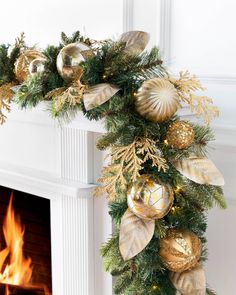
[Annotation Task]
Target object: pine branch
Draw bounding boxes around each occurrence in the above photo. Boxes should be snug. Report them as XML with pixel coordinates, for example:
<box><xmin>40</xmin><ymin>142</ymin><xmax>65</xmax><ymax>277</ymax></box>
<box><xmin>109</xmin><ymin>200</ymin><xmax>128</xmax><ymax>225</ymax></box>
<box><xmin>13</xmin><ymin>73</ymin><xmax>45</xmax><ymax>108</ymax></box>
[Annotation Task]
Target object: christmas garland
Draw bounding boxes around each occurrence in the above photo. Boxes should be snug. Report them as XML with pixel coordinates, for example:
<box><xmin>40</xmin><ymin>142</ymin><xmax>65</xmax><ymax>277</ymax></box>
<box><xmin>0</xmin><ymin>31</ymin><xmax>225</xmax><ymax>295</ymax></box>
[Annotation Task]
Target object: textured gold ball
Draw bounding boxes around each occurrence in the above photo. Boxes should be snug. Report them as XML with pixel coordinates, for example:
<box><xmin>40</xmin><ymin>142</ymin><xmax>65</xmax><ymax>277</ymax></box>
<box><xmin>135</xmin><ymin>78</ymin><xmax>180</xmax><ymax>123</ymax></box>
<box><xmin>29</xmin><ymin>58</ymin><xmax>46</xmax><ymax>75</ymax></box>
<box><xmin>56</xmin><ymin>42</ymin><xmax>93</xmax><ymax>81</ymax></box>
<box><xmin>159</xmin><ymin>229</ymin><xmax>202</xmax><ymax>272</ymax></box>
<box><xmin>166</xmin><ymin>121</ymin><xmax>195</xmax><ymax>149</ymax></box>
<box><xmin>15</xmin><ymin>49</ymin><xmax>44</xmax><ymax>82</ymax></box>
<box><xmin>127</xmin><ymin>175</ymin><xmax>174</xmax><ymax>220</ymax></box>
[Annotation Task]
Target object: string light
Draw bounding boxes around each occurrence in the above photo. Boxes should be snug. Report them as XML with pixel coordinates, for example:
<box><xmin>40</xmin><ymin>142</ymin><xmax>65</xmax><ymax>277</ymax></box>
<box><xmin>151</xmin><ymin>283</ymin><xmax>160</xmax><ymax>292</ymax></box>
<box><xmin>164</xmin><ymin>139</ymin><xmax>168</xmax><ymax>145</ymax></box>
<box><xmin>133</xmin><ymin>92</ymin><xmax>137</xmax><ymax>96</ymax></box>
<box><xmin>174</xmin><ymin>185</ymin><xmax>181</xmax><ymax>192</ymax></box>
<box><xmin>103</xmin><ymin>74</ymin><xmax>107</xmax><ymax>79</ymax></box>
<box><xmin>171</xmin><ymin>206</ymin><xmax>177</xmax><ymax>214</ymax></box>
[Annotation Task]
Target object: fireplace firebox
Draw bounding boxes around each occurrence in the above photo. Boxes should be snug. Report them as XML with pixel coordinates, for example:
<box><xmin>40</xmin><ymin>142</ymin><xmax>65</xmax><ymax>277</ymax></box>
<box><xmin>0</xmin><ymin>186</ymin><xmax>52</xmax><ymax>295</ymax></box>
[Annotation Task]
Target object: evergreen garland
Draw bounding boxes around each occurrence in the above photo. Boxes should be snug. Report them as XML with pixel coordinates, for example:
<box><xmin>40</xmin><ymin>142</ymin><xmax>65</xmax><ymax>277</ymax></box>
<box><xmin>0</xmin><ymin>30</ymin><xmax>226</xmax><ymax>294</ymax></box>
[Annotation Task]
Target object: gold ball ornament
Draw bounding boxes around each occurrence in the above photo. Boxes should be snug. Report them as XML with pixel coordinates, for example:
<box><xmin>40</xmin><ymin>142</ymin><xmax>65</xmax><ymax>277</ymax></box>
<box><xmin>159</xmin><ymin>229</ymin><xmax>202</xmax><ymax>272</ymax></box>
<box><xmin>166</xmin><ymin>121</ymin><xmax>195</xmax><ymax>150</ymax></box>
<box><xmin>56</xmin><ymin>42</ymin><xmax>93</xmax><ymax>81</ymax></box>
<box><xmin>15</xmin><ymin>49</ymin><xmax>44</xmax><ymax>82</ymax></box>
<box><xmin>127</xmin><ymin>175</ymin><xmax>174</xmax><ymax>220</ymax></box>
<box><xmin>135</xmin><ymin>78</ymin><xmax>180</xmax><ymax>123</ymax></box>
<box><xmin>29</xmin><ymin>58</ymin><xmax>46</xmax><ymax>75</ymax></box>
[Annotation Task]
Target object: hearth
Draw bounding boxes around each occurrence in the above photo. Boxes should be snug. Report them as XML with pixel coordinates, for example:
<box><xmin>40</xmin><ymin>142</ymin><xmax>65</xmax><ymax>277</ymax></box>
<box><xmin>0</xmin><ymin>186</ymin><xmax>51</xmax><ymax>295</ymax></box>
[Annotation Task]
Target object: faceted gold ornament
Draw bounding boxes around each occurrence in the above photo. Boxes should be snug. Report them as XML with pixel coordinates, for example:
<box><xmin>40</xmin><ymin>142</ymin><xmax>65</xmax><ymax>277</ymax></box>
<box><xmin>56</xmin><ymin>42</ymin><xmax>93</xmax><ymax>81</ymax></box>
<box><xmin>29</xmin><ymin>58</ymin><xmax>46</xmax><ymax>75</ymax></box>
<box><xmin>15</xmin><ymin>49</ymin><xmax>44</xmax><ymax>82</ymax></box>
<box><xmin>135</xmin><ymin>78</ymin><xmax>180</xmax><ymax>123</ymax></box>
<box><xmin>166</xmin><ymin>121</ymin><xmax>195</xmax><ymax>150</ymax></box>
<box><xmin>127</xmin><ymin>175</ymin><xmax>174</xmax><ymax>220</ymax></box>
<box><xmin>159</xmin><ymin>229</ymin><xmax>202</xmax><ymax>272</ymax></box>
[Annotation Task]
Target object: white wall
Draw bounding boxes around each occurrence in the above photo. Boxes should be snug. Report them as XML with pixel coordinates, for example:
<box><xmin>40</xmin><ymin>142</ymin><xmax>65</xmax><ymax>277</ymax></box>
<box><xmin>0</xmin><ymin>0</ymin><xmax>124</xmax><ymax>46</ymax></box>
<box><xmin>129</xmin><ymin>0</ymin><xmax>236</xmax><ymax>294</ymax></box>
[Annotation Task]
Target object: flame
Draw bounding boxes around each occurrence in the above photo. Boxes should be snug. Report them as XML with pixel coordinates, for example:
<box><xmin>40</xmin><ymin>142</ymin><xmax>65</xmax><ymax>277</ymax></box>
<box><xmin>0</xmin><ymin>194</ymin><xmax>32</xmax><ymax>287</ymax></box>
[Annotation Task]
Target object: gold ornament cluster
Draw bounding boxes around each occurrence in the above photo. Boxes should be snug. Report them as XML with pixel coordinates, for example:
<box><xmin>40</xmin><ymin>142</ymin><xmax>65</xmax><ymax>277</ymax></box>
<box><xmin>15</xmin><ymin>49</ymin><xmax>44</xmax><ymax>82</ymax></box>
<box><xmin>134</xmin><ymin>72</ymin><xmax>219</xmax><ymax>125</ymax></box>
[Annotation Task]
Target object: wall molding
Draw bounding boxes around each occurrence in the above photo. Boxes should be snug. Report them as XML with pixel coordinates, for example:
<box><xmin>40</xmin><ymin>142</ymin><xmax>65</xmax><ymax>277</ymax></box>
<box><xmin>123</xmin><ymin>0</ymin><xmax>134</xmax><ymax>32</ymax></box>
<box><xmin>159</xmin><ymin>0</ymin><xmax>236</xmax><ymax>84</ymax></box>
<box><xmin>159</xmin><ymin>0</ymin><xmax>172</xmax><ymax>63</ymax></box>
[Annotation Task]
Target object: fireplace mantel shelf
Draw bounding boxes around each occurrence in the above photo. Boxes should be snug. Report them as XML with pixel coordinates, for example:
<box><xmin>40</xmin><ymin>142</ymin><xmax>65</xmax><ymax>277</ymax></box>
<box><xmin>0</xmin><ymin>161</ymin><xmax>95</xmax><ymax>200</ymax></box>
<box><xmin>0</xmin><ymin>102</ymin><xmax>105</xmax><ymax>200</ymax></box>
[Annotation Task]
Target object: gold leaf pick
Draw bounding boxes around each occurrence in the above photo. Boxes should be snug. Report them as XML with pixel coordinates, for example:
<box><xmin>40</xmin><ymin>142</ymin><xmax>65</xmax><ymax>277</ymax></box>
<box><xmin>119</xmin><ymin>209</ymin><xmax>155</xmax><ymax>261</ymax></box>
<box><xmin>169</xmin><ymin>71</ymin><xmax>219</xmax><ymax>124</ymax></box>
<box><xmin>94</xmin><ymin>137</ymin><xmax>167</xmax><ymax>201</ymax></box>
<box><xmin>119</xmin><ymin>31</ymin><xmax>150</xmax><ymax>55</ymax></box>
<box><xmin>83</xmin><ymin>83</ymin><xmax>120</xmax><ymax>110</ymax></box>
<box><xmin>173</xmin><ymin>156</ymin><xmax>225</xmax><ymax>186</ymax></box>
<box><xmin>170</xmin><ymin>264</ymin><xmax>206</xmax><ymax>295</ymax></box>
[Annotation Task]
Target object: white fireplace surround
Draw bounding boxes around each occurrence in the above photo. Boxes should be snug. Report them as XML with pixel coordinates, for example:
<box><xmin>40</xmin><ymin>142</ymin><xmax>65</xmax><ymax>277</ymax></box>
<box><xmin>0</xmin><ymin>97</ymin><xmax>236</xmax><ymax>295</ymax></box>
<box><xmin>0</xmin><ymin>102</ymin><xmax>113</xmax><ymax>295</ymax></box>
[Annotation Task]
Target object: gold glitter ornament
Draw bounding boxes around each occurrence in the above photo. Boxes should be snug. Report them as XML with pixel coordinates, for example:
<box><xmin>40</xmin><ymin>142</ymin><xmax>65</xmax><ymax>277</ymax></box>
<box><xmin>135</xmin><ymin>78</ymin><xmax>180</xmax><ymax>123</ymax></box>
<box><xmin>29</xmin><ymin>58</ymin><xmax>46</xmax><ymax>75</ymax></box>
<box><xmin>166</xmin><ymin>121</ymin><xmax>195</xmax><ymax>150</ymax></box>
<box><xmin>159</xmin><ymin>229</ymin><xmax>202</xmax><ymax>272</ymax></box>
<box><xmin>127</xmin><ymin>175</ymin><xmax>174</xmax><ymax>220</ymax></box>
<box><xmin>15</xmin><ymin>49</ymin><xmax>44</xmax><ymax>82</ymax></box>
<box><xmin>56</xmin><ymin>42</ymin><xmax>93</xmax><ymax>81</ymax></box>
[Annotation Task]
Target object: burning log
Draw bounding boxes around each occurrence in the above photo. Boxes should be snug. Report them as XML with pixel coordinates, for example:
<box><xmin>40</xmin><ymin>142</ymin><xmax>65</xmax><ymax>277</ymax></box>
<box><xmin>0</xmin><ymin>283</ymin><xmax>46</xmax><ymax>294</ymax></box>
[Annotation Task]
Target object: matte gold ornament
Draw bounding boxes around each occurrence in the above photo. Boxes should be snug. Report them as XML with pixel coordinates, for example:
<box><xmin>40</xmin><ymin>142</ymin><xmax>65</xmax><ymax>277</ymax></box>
<box><xmin>56</xmin><ymin>42</ymin><xmax>93</xmax><ymax>81</ymax></box>
<box><xmin>166</xmin><ymin>121</ymin><xmax>195</xmax><ymax>150</ymax></box>
<box><xmin>173</xmin><ymin>156</ymin><xmax>225</xmax><ymax>186</ymax></box>
<box><xmin>29</xmin><ymin>58</ymin><xmax>46</xmax><ymax>75</ymax></box>
<box><xmin>83</xmin><ymin>83</ymin><xmax>120</xmax><ymax>110</ymax></box>
<box><xmin>119</xmin><ymin>208</ymin><xmax>155</xmax><ymax>261</ymax></box>
<box><xmin>127</xmin><ymin>175</ymin><xmax>174</xmax><ymax>220</ymax></box>
<box><xmin>15</xmin><ymin>49</ymin><xmax>44</xmax><ymax>82</ymax></box>
<box><xmin>135</xmin><ymin>78</ymin><xmax>180</xmax><ymax>123</ymax></box>
<box><xmin>159</xmin><ymin>229</ymin><xmax>202</xmax><ymax>272</ymax></box>
<box><xmin>119</xmin><ymin>31</ymin><xmax>150</xmax><ymax>55</ymax></box>
<box><xmin>170</xmin><ymin>264</ymin><xmax>206</xmax><ymax>295</ymax></box>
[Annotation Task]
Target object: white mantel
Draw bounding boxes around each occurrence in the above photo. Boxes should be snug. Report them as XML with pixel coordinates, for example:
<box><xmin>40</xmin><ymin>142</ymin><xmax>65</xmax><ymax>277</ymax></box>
<box><xmin>0</xmin><ymin>102</ymin><xmax>111</xmax><ymax>295</ymax></box>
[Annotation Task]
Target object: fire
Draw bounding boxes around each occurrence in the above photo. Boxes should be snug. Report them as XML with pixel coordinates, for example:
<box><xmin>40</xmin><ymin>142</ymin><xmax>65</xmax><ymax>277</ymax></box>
<box><xmin>0</xmin><ymin>194</ymin><xmax>32</xmax><ymax>287</ymax></box>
